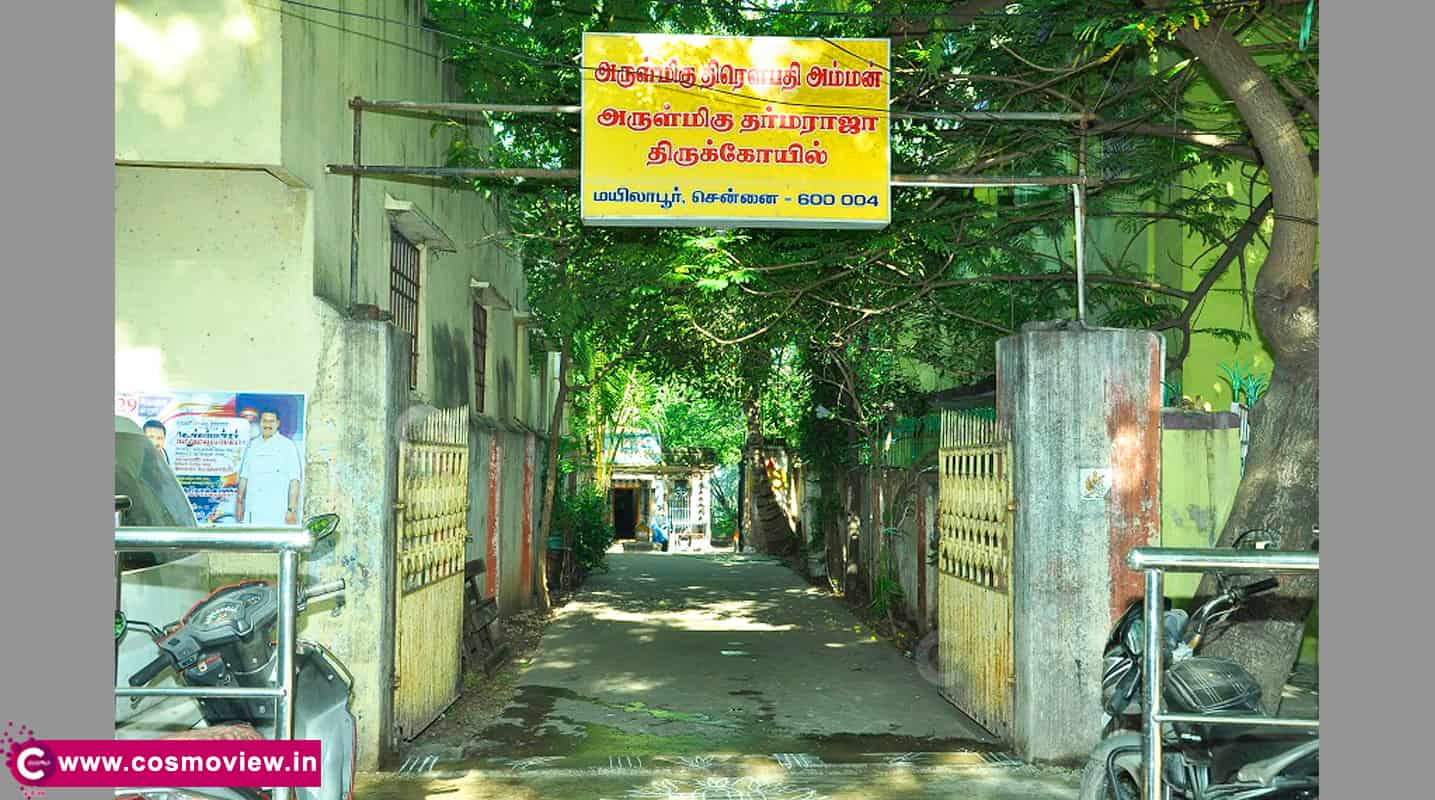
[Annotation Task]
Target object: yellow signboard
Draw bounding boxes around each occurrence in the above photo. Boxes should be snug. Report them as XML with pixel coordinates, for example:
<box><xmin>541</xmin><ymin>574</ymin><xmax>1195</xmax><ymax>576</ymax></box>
<box><xmin>581</xmin><ymin>33</ymin><xmax>890</xmax><ymax>229</ymax></box>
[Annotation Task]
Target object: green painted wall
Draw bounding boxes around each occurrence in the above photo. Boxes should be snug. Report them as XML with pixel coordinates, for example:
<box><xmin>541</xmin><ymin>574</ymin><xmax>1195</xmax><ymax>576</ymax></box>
<box><xmin>1159</xmin><ymin>420</ymin><xmax>1243</xmax><ymax>600</ymax></box>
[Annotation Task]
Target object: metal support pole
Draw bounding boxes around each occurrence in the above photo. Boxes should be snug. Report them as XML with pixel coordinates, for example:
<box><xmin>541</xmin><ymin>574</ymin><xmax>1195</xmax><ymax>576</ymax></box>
<box><xmin>891</xmin><ymin>174</ymin><xmax>1088</xmax><ymax>188</ymax></box>
<box><xmin>1128</xmin><ymin>547</ymin><xmax>1320</xmax><ymax>574</ymax></box>
<box><xmin>327</xmin><ymin>163</ymin><xmax>1088</xmax><ymax>188</ymax></box>
<box><xmin>1073</xmin><ymin>181</ymin><xmax>1087</xmax><ymax>324</ymax></box>
<box><xmin>1074</xmin><ymin>124</ymin><xmax>1089</xmax><ymax>325</ymax></box>
<box><xmin>346</xmin><ymin>97</ymin><xmax>1095</xmax><ymax>124</ymax></box>
<box><xmin>1156</xmin><ymin>712</ymin><xmax>1319</xmax><ymax>729</ymax></box>
<box><xmin>115</xmin><ymin>527</ymin><xmax>314</xmax><ymax>553</ymax></box>
<box><xmin>349</xmin><ymin>97</ymin><xmax>363</xmax><ymax>311</ymax></box>
<box><xmin>275</xmin><ymin>548</ymin><xmax>298</xmax><ymax>741</ymax></box>
<box><xmin>116</xmin><ymin>686</ymin><xmax>285</xmax><ymax>699</ymax></box>
<box><xmin>271</xmin><ymin>548</ymin><xmax>299</xmax><ymax>800</ymax></box>
<box><xmin>1143</xmin><ymin>568</ymin><xmax>1163</xmax><ymax>800</ymax></box>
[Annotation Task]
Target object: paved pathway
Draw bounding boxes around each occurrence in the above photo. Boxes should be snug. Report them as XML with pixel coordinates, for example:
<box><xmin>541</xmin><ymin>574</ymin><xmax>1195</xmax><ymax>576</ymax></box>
<box><xmin>361</xmin><ymin>553</ymin><xmax>1079</xmax><ymax>799</ymax></box>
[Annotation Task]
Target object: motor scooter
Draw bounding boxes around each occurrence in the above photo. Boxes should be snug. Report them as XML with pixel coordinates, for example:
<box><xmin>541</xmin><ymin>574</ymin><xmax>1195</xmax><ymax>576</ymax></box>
<box><xmin>115</xmin><ymin>512</ymin><xmax>356</xmax><ymax>800</ymax></box>
<box><xmin>1080</xmin><ymin>530</ymin><xmax>1318</xmax><ymax>799</ymax></box>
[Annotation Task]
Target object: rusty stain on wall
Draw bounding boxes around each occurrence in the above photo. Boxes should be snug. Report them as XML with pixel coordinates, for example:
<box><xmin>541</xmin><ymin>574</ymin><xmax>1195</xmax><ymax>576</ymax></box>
<box><xmin>1103</xmin><ymin>340</ymin><xmax>1163</xmax><ymax>624</ymax></box>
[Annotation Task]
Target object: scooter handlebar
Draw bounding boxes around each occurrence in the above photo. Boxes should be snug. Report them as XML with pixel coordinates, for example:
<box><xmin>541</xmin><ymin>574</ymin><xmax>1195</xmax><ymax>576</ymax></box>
<box><xmin>1243</xmin><ymin>577</ymin><xmax>1280</xmax><ymax>596</ymax></box>
<box><xmin>128</xmin><ymin>652</ymin><xmax>171</xmax><ymax>687</ymax></box>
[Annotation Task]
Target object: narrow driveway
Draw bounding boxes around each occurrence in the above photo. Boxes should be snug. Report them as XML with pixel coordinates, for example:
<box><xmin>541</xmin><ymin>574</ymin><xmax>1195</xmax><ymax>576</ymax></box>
<box><xmin>365</xmin><ymin>553</ymin><xmax>1079</xmax><ymax>799</ymax></box>
<box><xmin>509</xmin><ymin>551</ymin><xmax>990</xmax><ymax>747</ymax></box>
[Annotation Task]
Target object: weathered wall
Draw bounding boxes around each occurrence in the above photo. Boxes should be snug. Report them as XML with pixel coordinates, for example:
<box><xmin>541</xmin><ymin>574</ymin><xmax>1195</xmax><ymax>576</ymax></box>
<box><xmin>115</xmin><ymin>165</ymin><xmax>320</xmax><ymax>393</ymax></box>
<box><xmin>207</xmin><ymin>316</ymin><xmax>408</xmax><ymax>771</ymax></box>
<box><xmin>828</xmin><ymin>467</ymin><xmax>937</xmax><ymax>632</ymax></box>
<box><xmin>999</xmin><ymin>322</ymin><xmax>1163</xmax><ymax>764</ymax></box>
<box><xmin>275</xmin><ymin>1</ymin><xmax>538</xmax><ymax>622</ymax></box>
<box><xmin>1160</xmin><ymin>411</ymin><xmax>1244</xmax><ymax>600</ymax></box>
<box><xmin>470</xmin><ymin>427</ymin><xmax>502</xmax><ymax>595</ymax></box>
<box><xmin>116</xmin><ymin>0</ymin><xmax>543</xmax><ymax>769</ymax></box>
<box><xmin>497</xmin><ymin>428</ymin><xmax>529</xmax><ymax>613</ymax></box>
<box><xmin>276</xmin><ymin>0</ymin><xmax>528</xmax><ymax>407</ymax></box>
<box><xmin>115</xmin><ymin>0</ymin><xmax>283</xmax><ymax>167</ymax></box>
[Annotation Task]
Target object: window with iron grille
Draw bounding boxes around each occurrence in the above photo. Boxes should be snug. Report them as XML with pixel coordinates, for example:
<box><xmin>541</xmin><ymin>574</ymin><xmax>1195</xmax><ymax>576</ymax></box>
<box><xmin>389</xmin><ymin>226</ymin><xmax>421</xmax><ymax>388</ymax></box>
<box><xmin>472</xmin><ymin>302</ymin><xmax>488</xmax><ymax>414</ymax></box>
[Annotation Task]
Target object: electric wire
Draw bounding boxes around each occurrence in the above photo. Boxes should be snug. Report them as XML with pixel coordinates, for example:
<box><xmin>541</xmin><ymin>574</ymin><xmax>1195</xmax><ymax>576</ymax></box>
<box><xmin>280</xmin><ymin>0</ymin><xmax>1123</xmax><ymax>120</ymax></box>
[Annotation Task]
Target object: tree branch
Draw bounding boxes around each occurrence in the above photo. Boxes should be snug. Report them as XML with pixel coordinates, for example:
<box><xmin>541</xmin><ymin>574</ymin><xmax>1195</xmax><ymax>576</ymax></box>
<box><xmin>1154</xmin><ymin>194</ymin><xmax>1275</xmax><ymax>367</ymax></box>
<box><xmin>1087</xmin><ymin>120</ymin><xmax>1258</xmax><ymax>162</ymax></box>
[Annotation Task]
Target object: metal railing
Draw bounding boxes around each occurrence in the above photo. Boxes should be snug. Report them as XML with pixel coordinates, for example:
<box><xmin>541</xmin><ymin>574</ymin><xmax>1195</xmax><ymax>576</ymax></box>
<box><xmin>1126</xmin><ymin>547</ymin><xmax>1320</xmax><ymax>799</ymax></box>
<box><xmin>115</xmin><ymin>497</ymin><xmax>314</xmax><ymax>800</ymax></box>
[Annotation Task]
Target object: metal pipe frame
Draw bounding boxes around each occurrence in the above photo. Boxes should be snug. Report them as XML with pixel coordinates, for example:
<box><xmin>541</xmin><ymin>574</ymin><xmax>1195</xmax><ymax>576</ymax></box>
<box><xmin>349</xmin><ymin>96</ymin><xmax>363</xmax><ymax>311</ymax></box>
<box><xmin>326</xmin><ymin>163</ymin><xmax>1089</xmax><ymax>188</ymax></box>
<box><xmin>115</xmin><ymin>525</ymin><xmax>313</xmax><ymax>800</ymax></box>
<box><xmin>347</xmin><ymin>97</ymin><xmax>1095</xmax><ymax>124</ymax></box>
<box><xmin>1155</xmin><ymin>712</ymin><xmax>1319</xmax><ymax>730</ymax></box>
<box><xmin>1134</xmin><ymin>547</ymin><xmax>1320</xmax><ymax>800</ymax></box>
<box><xmin>115</xmin><ymin>687</ymin><xmax>284</xmax><ymax>699</ymax></box>
<box><xmin>1128</xmin><ymin>547</ymin><xmax>1319</xmax><ymax>574</ymax></box>
<box><xmin>336</xmin><ymin>98</ymin><xmax>1096</xmax><ymax>324</ymax></box>
<box><xmin>115</xmin><ymin>527</ymin><xmax>314</xmax><ymax>553</ymax></box>
<box><xmin>1142</xmin><ymin>568</ymin><xmax>1164</xmax><ymax>798</ymax></box>
<box><xmin>275</xmin><ymin>550</ymin><xmax>299</xmax><ymax>744</ymax></box>
<box><xmin>1073</xmin><ymin>181</ymin><xmax>1087</xmax><ymax>324</ymax></box>
<box><xmin>1074</xmin><ymin>124</ymin><xmax>1088</xmax><ymax>324</ymax></box>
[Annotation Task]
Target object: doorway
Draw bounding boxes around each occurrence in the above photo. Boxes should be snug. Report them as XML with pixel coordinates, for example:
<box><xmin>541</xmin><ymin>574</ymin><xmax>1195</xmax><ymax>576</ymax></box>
<box><xmin>613</xmin><ymin>488</ymin><xmax>638</xmax><ymax>540</ymax></box>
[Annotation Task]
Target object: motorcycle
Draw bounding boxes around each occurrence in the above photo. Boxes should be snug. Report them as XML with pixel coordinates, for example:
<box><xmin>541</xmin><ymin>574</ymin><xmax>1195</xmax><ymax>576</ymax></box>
<box><xmin>1080</xmin><ymin>530</ymin><xmax>1318</xmax><ymax>800</ymax></box>
<box><xmin>115</xmin><ymin>512</ymin><xmax>357</xmax><ymax>800</ymax></box>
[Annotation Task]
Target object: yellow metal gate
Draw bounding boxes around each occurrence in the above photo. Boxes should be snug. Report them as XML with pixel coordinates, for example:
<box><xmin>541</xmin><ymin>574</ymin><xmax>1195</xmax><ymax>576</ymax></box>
<box><xmin>937</xmin><ymin>410</ymin><xmax>1016</xmax><ymax>739</ymax></box>
<box><xmin>393</xmin><ymin>406</ymin><xmax>470</xmax><ymax>740</ymax></box>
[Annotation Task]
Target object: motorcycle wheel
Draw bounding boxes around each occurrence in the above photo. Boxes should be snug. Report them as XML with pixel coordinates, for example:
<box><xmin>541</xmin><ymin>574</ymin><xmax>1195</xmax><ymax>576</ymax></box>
<box><xmin>1079</xmin><ymin>733</ymin><xmax>1145</xmax><ymax>800</ymax></box>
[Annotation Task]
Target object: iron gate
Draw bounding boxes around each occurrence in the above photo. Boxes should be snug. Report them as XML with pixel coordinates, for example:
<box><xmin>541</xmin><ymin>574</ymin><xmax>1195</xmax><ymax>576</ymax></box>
<box><xmin>393</xmin><ymin>406</ymin><xmax>470</xmax><ymax>740</ymax></box>
<box><xmin>668</xmin><ymin>481</ymin><xmax>691</xmax><ymax>534</ymax></box>
<box><xmin>937</xmin><ymin>410</ymin><xmax>1016</xmax><ymax>739</ymax></box>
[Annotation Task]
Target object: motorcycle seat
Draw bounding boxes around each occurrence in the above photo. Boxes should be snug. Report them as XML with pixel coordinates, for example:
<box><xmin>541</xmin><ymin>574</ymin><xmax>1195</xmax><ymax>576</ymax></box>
<box><xmin>1165</xmin><ymin>656</ymin><xmax>1264</xmax><ymax>715</ymax></box>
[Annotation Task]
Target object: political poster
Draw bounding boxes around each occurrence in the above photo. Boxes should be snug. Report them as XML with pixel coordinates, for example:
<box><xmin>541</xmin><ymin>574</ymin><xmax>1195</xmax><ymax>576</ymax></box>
<box><xmin>115</xmin><ymin>391</ymin><xmax>307</xmax><ymax>526</ymax></box>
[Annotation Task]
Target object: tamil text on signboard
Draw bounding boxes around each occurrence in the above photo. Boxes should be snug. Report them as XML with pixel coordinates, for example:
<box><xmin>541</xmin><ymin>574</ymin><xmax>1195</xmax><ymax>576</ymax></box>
<box><xmin>582</xmin><ymin>33</ymin><xmax>890</xmax><ymax>229</ymax></box>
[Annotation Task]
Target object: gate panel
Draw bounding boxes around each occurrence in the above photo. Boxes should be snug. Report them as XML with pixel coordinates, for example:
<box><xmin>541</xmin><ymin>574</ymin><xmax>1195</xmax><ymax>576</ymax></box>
<box><xmin>937</xmin><ymin>411</ymin><xmax>1015</xmax><ymax>740</ymax></box>
<box><xmin>394</xmin><ymin>406</ymin><xmax>469</xmax><ymax>740</ymax></box>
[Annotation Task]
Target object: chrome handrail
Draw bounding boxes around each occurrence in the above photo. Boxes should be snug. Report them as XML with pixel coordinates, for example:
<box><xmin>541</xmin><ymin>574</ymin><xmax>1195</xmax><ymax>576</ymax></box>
<box><xmin>1127</xmin><ymin>546</ymin><xmax>1319</xmax><ymax>799</ymax></box>
<box><xmin>116</xmin><ymin>511</ymin><xmax>313</xmax><ymax>800</ymax></box>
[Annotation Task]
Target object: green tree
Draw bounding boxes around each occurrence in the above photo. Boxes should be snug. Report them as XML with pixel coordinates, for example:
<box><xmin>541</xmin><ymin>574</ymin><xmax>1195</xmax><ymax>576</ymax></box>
<box><xmin>426</xmin><ymin>0</ymin><xmax>1318</xmax><ymax>693</ymax></box>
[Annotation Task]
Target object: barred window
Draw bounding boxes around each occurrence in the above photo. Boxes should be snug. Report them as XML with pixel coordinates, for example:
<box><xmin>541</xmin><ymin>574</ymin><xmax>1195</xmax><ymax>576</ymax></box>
<box><xmin>472</xmin><ymin>302</ymin><xmax>488</xmax><ymax>414</ymax></box>
<box><xmin>389</xmin><ymin>226</ymin><xmax>421</xmax><ymax>389</ymax></box>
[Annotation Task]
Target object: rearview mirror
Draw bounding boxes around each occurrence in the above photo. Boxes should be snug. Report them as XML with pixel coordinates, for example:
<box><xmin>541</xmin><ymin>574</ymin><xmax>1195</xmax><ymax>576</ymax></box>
<box><xmin>305</xmin><ymin>513</ymin><xmax>340</xmax><ymax>540</ymax></box>
<box><xmin>305</xmin><ymin>513</ymin><xmax>340</xmax><ymax>560</ymax></box>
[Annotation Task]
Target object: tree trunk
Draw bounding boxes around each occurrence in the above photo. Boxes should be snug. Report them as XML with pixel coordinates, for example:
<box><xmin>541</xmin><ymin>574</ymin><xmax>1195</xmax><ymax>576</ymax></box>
<box><xmin>534</xmin><ymin>335</ymin><xmax>571</xmax><ymax>611</ymax></box>
<box><xmin>1197</xmin><ymin>343</ymin><xmax>1318</xmax><ymax>708</ymax></box>
<box><xmin>742</xmin><ymin>388</ymin><xmax>763</xmax><ymax>551</ymax></box>
<box><xmin>1165</xmin><ymin>12</ymin><xmax>1321</xmax><ymax>708</ymax></box>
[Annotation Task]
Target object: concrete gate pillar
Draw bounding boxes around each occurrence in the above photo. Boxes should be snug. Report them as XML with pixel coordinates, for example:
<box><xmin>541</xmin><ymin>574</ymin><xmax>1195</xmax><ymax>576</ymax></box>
<box><xmin>997</xmin><ymin>321</ymin><xmax>1163</xmax><ymax>763</ymax></box>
